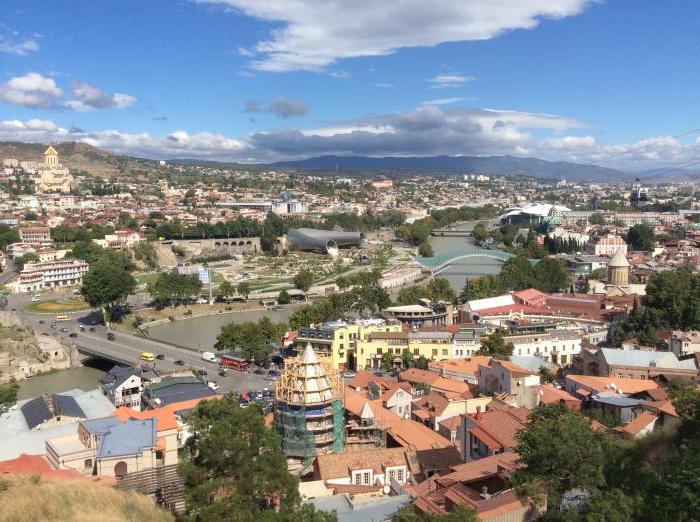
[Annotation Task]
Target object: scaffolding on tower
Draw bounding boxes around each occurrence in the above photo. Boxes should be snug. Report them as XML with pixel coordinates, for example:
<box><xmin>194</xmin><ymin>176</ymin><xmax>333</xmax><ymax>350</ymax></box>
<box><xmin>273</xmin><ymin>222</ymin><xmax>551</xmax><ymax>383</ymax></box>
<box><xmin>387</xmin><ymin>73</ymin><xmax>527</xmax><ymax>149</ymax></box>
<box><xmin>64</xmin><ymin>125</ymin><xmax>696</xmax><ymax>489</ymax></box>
<box><xmin>274</xmin><ymin>343</ymin><xmax>345</xmax><ymax>471</ymax></box>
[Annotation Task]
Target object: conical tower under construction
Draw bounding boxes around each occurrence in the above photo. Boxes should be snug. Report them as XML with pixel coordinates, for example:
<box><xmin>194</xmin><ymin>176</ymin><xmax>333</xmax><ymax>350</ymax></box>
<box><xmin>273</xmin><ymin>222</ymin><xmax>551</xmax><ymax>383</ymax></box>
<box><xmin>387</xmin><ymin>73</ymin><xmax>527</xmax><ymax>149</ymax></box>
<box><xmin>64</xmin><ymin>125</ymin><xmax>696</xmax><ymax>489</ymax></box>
<box><xmin>274</xmin><ymin>343</ymin><xmax>344</xmax><ymax>468</ymax></box>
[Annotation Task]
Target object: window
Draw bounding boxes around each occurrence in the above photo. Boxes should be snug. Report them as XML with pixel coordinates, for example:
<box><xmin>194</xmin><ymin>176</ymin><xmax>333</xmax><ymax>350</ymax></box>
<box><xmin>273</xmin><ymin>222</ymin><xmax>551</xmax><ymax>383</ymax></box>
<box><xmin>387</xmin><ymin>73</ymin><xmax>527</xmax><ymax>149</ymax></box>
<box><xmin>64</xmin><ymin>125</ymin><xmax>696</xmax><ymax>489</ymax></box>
<box><xmin>363</xmin><ymin>471</ymin><xmax>371</xmax><ymax>485</ymax></box>
<box><xmin>377</xmin><ymin>348</ymin><xmax>382</xmax><ymax>354</ymax></box>
<box><xmin>84</xmin><ymin>458</ymin><xmax>93</xmax><ymax>469</ymax></box>
<box><xmin>388</xmin><ymin>469</ymin><xmax>396</xmax><ymax>482</ymax></box>
<box><xmin>354</xmin><ymin>473</ymin><xmax>362</xmax><ymax>485</ymax></box>
<box><xmin>442</xmin><ymin>349</ymin><xmax>448</xmax><ymax>356</ymax></box>
<box><xmin>397</xmin><ymin>468</ymin><xmax>404</xmax><ymax>483</ymax></box>
<box><xmin>432</xmin><ymin>349</ymin><xmax>437</xmax><ymax>356</ymax></box>
<box><xmin>414</xmin><ymin>349</ymin><xmax>419</xmax><ymax>355</ymax></box>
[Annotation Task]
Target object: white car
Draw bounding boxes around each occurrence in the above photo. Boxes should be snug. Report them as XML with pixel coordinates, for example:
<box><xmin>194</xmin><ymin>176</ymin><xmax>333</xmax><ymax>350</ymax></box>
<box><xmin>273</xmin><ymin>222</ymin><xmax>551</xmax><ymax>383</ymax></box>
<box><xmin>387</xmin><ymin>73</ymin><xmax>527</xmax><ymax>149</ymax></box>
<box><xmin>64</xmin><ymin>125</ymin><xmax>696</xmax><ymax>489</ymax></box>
<box><xmin>207</xmin><ymin>381</ymin><xmax>220</xmax><ymax>391</ymax></box>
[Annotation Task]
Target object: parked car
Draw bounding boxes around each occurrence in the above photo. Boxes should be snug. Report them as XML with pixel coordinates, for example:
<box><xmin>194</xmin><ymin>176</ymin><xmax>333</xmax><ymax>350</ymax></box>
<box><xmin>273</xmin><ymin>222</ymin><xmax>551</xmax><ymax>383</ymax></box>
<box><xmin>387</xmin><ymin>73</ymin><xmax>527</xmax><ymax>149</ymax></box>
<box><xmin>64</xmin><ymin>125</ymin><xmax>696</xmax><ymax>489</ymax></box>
<box><xmin>174</xmin><ymin>360</ymin><xmax>185</xmax><ymax>366</ymax></box>
<box><xmin>60</xmin><ymin>327</ymin><xmax>68</xmax><ymax>333</ymax></box>
<box><xmin>89</xmin><ymin>327</ymin><xmax>96</xmax><ymax>332</ymax></box>
<box><xmin>38</xmin><ymin>320</ymin><xmax>45</xmax><ymax>324</ymax></box>
<box><xmin>218</xmin><ymin>369</ymin><xmax>228</xmax><ymax>377</ymax></box>
<box><xmin>155</xmin><ymin>354</ymin><xmax>165</xmax><ymax>360</ymax></box>
<box><xmin>267</xmin><ymin>369</ymin><xmax>280</xmax><ymax>377</ymax></box>
<box><xmin>106</xmin><ymin>332</ymin><xmax>115</xmax><ymax>341</ymax></box>
<box><xmin>68</xmin><ymin>333</ymin><xmax>77</xmax><ymax>338</ymax></box>
<box><xmin>207</xmin><ymin>381</ymin><xmax>219</xmax><ymax>390</ymax></box>
<box><xmin>196</xmin><ymin>369</ymin><xmax>208</xmax><ymax>376</ymax></box>
<box><xmin>254</xmin><ymin>368</ymin><xmax>265</xmax><ymax>375</ymax></box>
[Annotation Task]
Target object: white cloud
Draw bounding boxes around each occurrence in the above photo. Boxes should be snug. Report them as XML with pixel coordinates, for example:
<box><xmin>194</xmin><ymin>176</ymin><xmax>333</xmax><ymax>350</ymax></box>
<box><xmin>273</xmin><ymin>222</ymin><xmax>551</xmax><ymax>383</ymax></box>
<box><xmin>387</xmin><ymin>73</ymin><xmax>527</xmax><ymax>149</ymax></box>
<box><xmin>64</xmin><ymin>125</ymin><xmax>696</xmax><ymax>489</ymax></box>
<box><xmin>428</xmin><ymin>74</ymin><xmax>473</xmax><ymax>88</ymax></box>
<box><xmin>329</xmin><ymin>70</ymin><xmax>351</xmax><ymax>79</ymax></box>
<box><xmin>3</xmin><ymin>109</ymin><xmax>699</xmax><ymax>170</ymax></box>
<box><xmin>422</xmin><ymin>97</ymin><xmax>465</xmax><ymax>106</ymax></box>
<box><xmin>0</xmin><ymin>72</ymin><xmax>63</xmax><ymax>109</ymax></box>
<box><xmin>0</xmin><ymin>25</ymin><xmax>40</xmax><ymax>55</ymax></box>
<box><xmin>65</xmin><ymin>81</ymin><xmax>136</xmax><ymax>111</ymax></box>
<box><xmin>194</xmin><ymin>0</ymin><xmax>593</xmax><ymax>71</ymax></box>
<box><xmin>373</xmin><ymin>82</ymin><xmax>394</xmax><ymax>89</ymax></box>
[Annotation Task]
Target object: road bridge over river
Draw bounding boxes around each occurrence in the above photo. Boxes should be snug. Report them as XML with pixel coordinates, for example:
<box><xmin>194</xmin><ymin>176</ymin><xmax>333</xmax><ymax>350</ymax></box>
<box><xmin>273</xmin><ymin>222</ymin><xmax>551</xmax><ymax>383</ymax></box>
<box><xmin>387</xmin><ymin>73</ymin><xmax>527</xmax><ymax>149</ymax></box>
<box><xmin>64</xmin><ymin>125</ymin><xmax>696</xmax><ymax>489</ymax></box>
<box><xmin>413</xmin><ymin>246</ymin><xmax>538</xmax><ymax>275</ymax></box>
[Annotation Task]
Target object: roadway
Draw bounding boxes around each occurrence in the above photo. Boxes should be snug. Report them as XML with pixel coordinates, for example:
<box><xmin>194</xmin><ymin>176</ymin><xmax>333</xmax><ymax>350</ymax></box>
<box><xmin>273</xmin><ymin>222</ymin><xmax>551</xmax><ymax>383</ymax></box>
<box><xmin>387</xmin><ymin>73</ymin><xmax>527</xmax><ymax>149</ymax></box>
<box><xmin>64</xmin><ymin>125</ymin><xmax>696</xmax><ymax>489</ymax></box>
<box><xmin>6</xmin><ymin>291</ymin><xmax>273</xmax><ymax>395</ymax></box>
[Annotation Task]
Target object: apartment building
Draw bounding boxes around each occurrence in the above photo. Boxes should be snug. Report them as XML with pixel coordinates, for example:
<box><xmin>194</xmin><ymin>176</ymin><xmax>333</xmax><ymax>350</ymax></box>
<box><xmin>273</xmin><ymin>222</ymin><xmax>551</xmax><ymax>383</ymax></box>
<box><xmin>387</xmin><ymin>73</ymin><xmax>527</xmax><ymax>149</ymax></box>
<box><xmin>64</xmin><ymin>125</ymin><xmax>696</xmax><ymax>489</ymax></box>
<box><xmin>19</xmin><ymin>226</ymin><xmax>53</xmax><ymax>247</ymax></box>
<box><xmin>355</xmin><ymin>330</ymin><xmax>454</xmax><ymax>371</ymax></box>
<box><xmin>294</xmin><ymin>319</ymin><xmax>402</xmax><ymax>370</ymax></box>
<box><xmin>506</xmin><ymin>330</ymin><xmax>582</xmax><ymax>365</ymax></box>
<box><xmin>17</xmin><ymin>259</ymin><xmax>89</xmax><ymax>293</ymax></box>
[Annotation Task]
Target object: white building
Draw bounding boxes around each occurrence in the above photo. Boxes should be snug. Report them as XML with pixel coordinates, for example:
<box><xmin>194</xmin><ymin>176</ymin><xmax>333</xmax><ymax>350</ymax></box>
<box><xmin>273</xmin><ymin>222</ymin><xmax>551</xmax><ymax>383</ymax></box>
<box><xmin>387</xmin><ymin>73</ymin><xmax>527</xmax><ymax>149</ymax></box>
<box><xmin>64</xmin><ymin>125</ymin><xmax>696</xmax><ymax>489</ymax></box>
<box><xmin>548</xmin><ymin>227</ymin><xmax>589</xmax><ymax>246</ymax></box>
<box><xmin>507</xmin><ymin>330</ymin><xmax>582</xmax><ymax>365</ymax></box>
<box><xmin>17</xmin><ymin>259</ymin><xmax>89</xmax><ymax>293</ymax></box>
<box><xmin>591</xmin><ymin>234</ymin><xmax>627</xmax><ymax>257</ymax></box>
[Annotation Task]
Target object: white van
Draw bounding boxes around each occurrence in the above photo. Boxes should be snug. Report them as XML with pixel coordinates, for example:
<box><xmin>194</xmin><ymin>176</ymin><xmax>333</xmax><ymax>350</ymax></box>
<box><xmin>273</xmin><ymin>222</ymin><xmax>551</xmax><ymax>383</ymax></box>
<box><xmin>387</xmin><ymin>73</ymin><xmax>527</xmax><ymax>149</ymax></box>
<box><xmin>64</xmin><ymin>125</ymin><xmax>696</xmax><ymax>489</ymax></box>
<box><xmin>202</xmin><ymin>351</ymin><xmax>218</xmax><ymax>363</ymax></box>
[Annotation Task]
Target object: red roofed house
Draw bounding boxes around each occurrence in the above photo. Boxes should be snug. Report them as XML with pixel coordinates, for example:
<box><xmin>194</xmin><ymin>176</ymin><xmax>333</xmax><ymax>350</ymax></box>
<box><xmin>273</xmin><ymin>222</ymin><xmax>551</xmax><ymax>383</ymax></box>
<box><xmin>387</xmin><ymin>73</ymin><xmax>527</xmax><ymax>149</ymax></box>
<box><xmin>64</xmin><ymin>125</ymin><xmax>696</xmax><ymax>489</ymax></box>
<box><xmin>478</xmin><ymin>359</ymin><xmax>541</xmax><ymax>407</ymax></box>
<box><xmin>532</xmin><ymin>384</ymin><xmax>581</xmax><ymax>410</ymax></box>
<box><xmin>409</xmin><ymin>451</ymin><xmax>543</xmax><ymax>521</ymax></box>
<box><xmin>460</xmin><ymin>405</ymin><xmax>529</xmax><ymax>460</ymax></box>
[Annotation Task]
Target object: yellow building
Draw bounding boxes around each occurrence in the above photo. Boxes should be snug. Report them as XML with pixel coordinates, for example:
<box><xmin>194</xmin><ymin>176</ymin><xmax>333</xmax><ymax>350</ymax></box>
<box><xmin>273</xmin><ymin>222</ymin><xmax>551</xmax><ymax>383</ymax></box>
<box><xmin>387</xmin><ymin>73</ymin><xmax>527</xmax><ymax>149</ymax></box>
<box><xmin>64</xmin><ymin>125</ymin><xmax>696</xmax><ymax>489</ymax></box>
<box><xmin>35</xmin><ymin>146</ymin><xmax>75</xmax><ymax>194</ymax></box>
<box><xmin>293</xmin><ymin>320</ymin><xmax>403</xmax><ymax>370</ymax></box>
<box><xmin>355</xmin><ymin>330</ymin><xmax>454</xmax><ymax>371</ymax></box>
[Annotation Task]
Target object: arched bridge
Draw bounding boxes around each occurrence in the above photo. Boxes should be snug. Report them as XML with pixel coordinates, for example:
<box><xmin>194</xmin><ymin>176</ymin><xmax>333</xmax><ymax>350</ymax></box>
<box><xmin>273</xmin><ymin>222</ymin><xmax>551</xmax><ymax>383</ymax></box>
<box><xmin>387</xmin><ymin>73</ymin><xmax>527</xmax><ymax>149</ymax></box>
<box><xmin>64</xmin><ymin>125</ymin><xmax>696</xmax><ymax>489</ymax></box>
<box><xmin>413</xmin><ymin>246</ymin><xmax>537</xmax><ymax>275</ymax></box>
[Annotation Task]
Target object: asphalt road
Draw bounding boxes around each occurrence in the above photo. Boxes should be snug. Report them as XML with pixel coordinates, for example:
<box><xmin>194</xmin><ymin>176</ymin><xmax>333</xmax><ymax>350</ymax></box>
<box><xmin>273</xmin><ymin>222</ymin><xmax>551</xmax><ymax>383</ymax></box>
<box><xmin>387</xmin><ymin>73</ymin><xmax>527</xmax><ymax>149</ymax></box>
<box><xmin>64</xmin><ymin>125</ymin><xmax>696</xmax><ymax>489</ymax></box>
<box><xmin>7</xmin><ymin>291</ymin><xmax>273</xmax><ymax>395</ymax></box>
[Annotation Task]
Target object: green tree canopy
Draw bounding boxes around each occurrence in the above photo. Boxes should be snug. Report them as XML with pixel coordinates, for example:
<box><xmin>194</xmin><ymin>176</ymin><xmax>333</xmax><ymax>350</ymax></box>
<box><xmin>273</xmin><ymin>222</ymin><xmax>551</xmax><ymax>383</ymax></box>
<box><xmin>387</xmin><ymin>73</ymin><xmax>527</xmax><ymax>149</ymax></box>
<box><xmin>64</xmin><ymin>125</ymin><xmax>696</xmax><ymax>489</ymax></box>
<box><xmin>417</xmin><ymin>242</ymin><xmax>434</xmax><ymax>257</ymax></box>
<box><xmin>477</xmin><ymin>332</ymin><xmax>514</xmax><ymax>359</ymax></box>
<box><xmin>81</xmin><ymin>258</ymin><xmax>137</xmax><ymax>310</ymax></box>
<box><xmin>215</xmin><ymin>317</ymin><xmax>286</xmax><ymax>366</ymax></box>
<box><xmin>179</xmin><ymin>397</ymin><xmax>327</xmax><ymax>520</ymax></box>
<box><xmin>148</xmin><ymin>272</ymin><xmax>202</xmax><ymax>307</ymax></box>
<box><xmin>14</xmin><ymin>252</ymin><xmax>39</xmax><ymax>271</ymax></box>
<box><xmin>293</xmin><ymin>268</ymin><xmax>314</xmax><ymax>294</ymax></box>
<box><xmin>626</xmin><ymin>223</ymin><xmax>655</xmax><ymax>251</ymax></box>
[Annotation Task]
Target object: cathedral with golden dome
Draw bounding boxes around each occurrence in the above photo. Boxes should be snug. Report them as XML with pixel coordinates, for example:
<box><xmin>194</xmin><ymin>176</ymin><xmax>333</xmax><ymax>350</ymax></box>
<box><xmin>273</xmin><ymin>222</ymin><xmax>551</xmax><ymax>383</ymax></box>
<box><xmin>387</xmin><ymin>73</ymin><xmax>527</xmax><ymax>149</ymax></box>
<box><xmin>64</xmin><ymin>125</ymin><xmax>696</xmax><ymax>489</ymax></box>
<box><xmin>35</xmin><ymin>146</ymin><xmax>75</xmax><ymax>194</ymax></box>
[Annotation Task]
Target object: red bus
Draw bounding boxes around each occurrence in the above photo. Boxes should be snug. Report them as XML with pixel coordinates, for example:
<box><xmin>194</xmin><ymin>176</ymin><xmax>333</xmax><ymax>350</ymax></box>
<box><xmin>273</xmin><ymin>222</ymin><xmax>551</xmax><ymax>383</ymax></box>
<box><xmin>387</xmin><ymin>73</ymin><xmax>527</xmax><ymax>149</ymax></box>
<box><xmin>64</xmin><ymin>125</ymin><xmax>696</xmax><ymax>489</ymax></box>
<box><xmin>219</xmin><ymin>354</ymin><xmax>248</xmax><ymax>372</ymax></box>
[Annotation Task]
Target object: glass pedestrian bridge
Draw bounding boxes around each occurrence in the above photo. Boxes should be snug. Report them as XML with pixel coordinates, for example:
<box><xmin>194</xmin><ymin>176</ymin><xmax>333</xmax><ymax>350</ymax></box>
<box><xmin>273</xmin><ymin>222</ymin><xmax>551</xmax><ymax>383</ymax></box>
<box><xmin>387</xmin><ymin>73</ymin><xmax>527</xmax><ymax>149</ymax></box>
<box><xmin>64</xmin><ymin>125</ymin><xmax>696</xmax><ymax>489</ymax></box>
<box><xmin>412</xmin><ymin>246</ymin><xmax>537</xmax><ymax>274</ymax></box>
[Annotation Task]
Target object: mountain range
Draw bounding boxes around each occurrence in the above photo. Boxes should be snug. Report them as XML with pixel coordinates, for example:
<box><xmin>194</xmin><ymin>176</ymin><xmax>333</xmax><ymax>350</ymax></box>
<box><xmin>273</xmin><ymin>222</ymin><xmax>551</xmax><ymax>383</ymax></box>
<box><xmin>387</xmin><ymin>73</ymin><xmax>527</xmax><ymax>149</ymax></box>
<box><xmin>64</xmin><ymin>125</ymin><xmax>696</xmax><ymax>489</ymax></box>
<box><xmin>2</xmin><ymin>141</ymin><xmax>700</xmax><ymax>182</ymax></box>
<box><xmin>271</xmin><ymin>154</ymin><xmax>629</xmax><ymax>181</ymax></box>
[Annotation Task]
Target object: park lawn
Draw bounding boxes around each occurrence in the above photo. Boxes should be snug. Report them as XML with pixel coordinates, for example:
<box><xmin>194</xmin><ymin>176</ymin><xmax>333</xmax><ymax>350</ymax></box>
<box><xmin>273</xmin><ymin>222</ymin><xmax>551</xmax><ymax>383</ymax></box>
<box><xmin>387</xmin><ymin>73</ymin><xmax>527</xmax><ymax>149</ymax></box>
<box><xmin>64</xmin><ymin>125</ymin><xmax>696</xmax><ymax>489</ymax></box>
<box><xmin>24</xmin><ymin>298</ymin><xmax>91</xmax><ymax>313</ymax></box>
<box><xmin>135</xmin><ymin>272</ymin><xmax>160</xmax><ymax>286</ymax></box>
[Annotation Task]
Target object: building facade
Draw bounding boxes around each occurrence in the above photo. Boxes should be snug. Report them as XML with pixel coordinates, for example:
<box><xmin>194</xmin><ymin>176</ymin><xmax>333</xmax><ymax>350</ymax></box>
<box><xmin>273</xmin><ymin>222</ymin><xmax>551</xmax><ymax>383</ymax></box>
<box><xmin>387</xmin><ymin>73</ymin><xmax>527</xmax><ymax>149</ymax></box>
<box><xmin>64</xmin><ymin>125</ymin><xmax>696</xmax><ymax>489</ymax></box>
<box><xmin>17</xmin><ymin>259</ymin><xmax>89</xmax><ymax>293</ymax></box>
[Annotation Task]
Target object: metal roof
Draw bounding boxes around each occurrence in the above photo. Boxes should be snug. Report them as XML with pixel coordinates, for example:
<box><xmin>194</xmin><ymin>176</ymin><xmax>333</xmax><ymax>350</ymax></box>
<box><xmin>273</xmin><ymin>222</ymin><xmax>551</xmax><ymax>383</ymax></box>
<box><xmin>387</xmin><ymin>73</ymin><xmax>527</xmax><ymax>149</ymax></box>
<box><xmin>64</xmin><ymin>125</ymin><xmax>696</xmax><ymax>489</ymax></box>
<box><xmin>53</xmin><ymin>395</ymin><xmax>86</xmax><ymax>419</ymax></box>
<box><xmin>20</xmin><ymin>397</ymin><xmax>52</xmax><ymax>430</ymax></box>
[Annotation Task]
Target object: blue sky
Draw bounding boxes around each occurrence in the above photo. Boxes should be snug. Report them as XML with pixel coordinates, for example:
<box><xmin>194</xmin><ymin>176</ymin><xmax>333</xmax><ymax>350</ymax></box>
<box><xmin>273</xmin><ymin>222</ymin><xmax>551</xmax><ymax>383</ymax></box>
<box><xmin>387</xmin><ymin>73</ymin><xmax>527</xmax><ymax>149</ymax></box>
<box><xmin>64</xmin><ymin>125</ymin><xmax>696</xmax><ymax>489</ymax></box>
<box><xmin>1</xmin><ymin>0</ymin><xmax>699</xmax><ymax>170</ymax></box>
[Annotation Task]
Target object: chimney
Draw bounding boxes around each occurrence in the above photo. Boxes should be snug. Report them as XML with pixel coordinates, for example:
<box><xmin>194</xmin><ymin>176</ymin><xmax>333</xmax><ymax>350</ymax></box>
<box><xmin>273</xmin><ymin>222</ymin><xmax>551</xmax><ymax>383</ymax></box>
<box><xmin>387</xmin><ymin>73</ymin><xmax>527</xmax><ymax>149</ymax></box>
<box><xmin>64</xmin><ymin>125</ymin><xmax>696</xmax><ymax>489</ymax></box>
<box><xmin>475</xmin><ymin>405</ymin><xmax>481</xmax><ymax>421</ymax></box>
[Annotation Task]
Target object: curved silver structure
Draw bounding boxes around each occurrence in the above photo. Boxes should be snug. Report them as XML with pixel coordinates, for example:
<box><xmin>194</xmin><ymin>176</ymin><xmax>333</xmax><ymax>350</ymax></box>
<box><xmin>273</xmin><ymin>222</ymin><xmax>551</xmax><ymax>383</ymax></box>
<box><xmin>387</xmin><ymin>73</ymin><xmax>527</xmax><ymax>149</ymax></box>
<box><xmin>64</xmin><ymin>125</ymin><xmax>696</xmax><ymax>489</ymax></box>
<box><xmin>287</xmin><ymin>228</ymin><xmax>363</xmax><ymax>256</ymax></box>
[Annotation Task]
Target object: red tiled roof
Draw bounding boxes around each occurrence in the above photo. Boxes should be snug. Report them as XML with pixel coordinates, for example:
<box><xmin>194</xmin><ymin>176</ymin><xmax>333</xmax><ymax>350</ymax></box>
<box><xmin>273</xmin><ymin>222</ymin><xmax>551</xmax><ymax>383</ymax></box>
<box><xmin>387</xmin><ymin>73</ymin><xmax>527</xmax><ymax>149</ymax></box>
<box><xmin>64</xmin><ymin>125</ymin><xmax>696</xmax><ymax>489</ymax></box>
<box><xmin>618</xmin><ymin>411</ymin><xmax>658</xmax><ymax>437</ymax></box>
<box><xmin>469</xmin><ymin>427</ymin><xmax>501</xmax><ymax>450</ymax></box>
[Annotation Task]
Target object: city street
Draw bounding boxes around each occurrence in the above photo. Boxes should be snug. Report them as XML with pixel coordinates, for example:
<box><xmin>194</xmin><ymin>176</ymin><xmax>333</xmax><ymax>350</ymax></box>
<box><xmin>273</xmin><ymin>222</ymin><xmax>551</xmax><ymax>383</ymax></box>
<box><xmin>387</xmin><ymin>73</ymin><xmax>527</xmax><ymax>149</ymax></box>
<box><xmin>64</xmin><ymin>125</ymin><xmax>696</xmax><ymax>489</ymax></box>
<box><xmin>6</xmin><ymin>292</ymin><xmax>273</xmax><ymax>395</ymax></box>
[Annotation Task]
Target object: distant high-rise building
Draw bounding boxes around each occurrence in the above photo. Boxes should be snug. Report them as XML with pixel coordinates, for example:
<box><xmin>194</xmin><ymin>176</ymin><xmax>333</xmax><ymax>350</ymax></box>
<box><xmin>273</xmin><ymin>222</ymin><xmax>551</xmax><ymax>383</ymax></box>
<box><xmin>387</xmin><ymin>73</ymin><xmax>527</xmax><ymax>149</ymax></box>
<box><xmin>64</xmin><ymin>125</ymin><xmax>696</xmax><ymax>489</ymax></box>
<box><xmin>630</xmin><ymin>178</ymin><xmax>649</xmax><ymax>207</ymax></box>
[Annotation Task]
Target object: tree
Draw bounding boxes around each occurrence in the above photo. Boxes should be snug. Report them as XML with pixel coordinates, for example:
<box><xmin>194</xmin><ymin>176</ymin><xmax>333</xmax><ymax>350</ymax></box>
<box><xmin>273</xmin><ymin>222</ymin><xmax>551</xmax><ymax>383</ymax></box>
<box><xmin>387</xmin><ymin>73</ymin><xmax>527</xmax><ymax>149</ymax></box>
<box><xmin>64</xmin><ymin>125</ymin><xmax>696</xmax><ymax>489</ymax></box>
<box><xmin>0</xmin><ymin>225</ymin><xmax>19</xmax><ymax>251</ymax></box>
<box><xmin>414</xmin><ymin>356</ymin><xmax>429</xmax><ymax>370</ymax></box>
<box><xmin>277</xmin><ymin>289</ymin><xmax>291</xmax><ymax>304</ymax></box>
<box><xmin>380</xmin><ymin>352</ymin><xmax>394</xmax><ymax>372</ymax></box>
<box><xmin>237</xmin><ymin>281</ymin><xmax>251</xmax><ymax>299</ymax></box>
<box><xmin>395</xmin><ymin>285</ymin><xmax>425</xmax><ymax>306</ymax></box>
<box><xmin>14</xmin><ymin>252</ymin><xmax>39</xmax><ymax>271</ymax></box>
<box><xmin>215</xmin><ymin>317</ymin><xmax>286</xmax><ymax>366</ymax></box>
<box><xmin>417</xmin><ymin>242</ymin><xmax>434</xmax><ymax>257</ymax></box>
<box><xmin>477</xmin><ymin>332</ymin><xmax>514</xmax><ymax>360</ymax></box>
<box><xmin>148</xmin><ymin>272</ymin><xmax>202</xmax><ymax>308</ymax></box>
<box><xmin>511</xmin><ymin>404</ymin><xmax>609</xmax><ymax>511</ymax></box>
<box><xmin>588</xmin><ymin>212</ymin><xmax>606</xmax><ymax>225</ymax></box>
<box><xmin>539</xmin><ymin>366</ymin><xmax>556</xmax><ymax>383</ymax></box>
<box><xmin>532</xmin><ymin>257</ymin><xmax>569</xmax><ymax>293</ymax></box>
<box><xmin>81</xmin><ymin>259</ymin><xmax>137</xmax><ymax>322</ymax></box>
<box><xmin>498</xmin><ymin>256</ymin><xmax>534</xmax><ymax>291</ymax></box>
<box><xmin>293</xmin><ymin>269</ymin><xmax>314</xmax><ymax>296</ymax></box>
<box><xmin>472</xmin><ymin>223</ymin><xmax>488</xmax><ymax>243</ymax></box>
<box><xmin>401</xmin><ymin>348</ymin><xmax>414</xmax><ymax>369</ymax></box>
<box><xmin>219</xmin><ymin>280</ymin><xmax>234</xmax><ymax>299</ymax></box>
<box><xmin>626</xmin><ymin>223</ymin><xmax>655</xmax><ymax>251</ymax></box>
<box><xmin>424</xmin><ymin>278</ymin><xmax>456</xmax><ymax>303</ymax></box>
<box><xmin>69</xmin><ymin>240</ymin><xmax>106</xmax><ymax>265</ymax></box>
<box><xmin>459</xmin><ymin>275</ymin><xmax>499</xmax><ymax>302</ymax></box>
<box><xmin>24</xmin><ymin>211</ymin><xmax>38</xmax><ymax>221</ymax></box>
<box><xmin>0</xmin><ymin>382</ymin><xmax>19</xmax><ymax>409</ymax></box>
<box><xmin>179</xmin><ymin>397</ymin><xmax>306</xmax><ymax>519</ymax></box>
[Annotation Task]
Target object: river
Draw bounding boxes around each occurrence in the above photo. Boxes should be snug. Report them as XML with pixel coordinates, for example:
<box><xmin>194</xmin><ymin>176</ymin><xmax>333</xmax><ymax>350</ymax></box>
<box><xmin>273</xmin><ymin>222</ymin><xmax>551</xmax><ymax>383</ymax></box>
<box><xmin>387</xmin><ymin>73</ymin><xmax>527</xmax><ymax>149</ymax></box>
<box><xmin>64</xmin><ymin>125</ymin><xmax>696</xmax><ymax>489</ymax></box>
<box><xmin>17</xmin><ymin>364</ymin><xmax>110</xmax><ymax>400</ymax></box>
<box><xmin>145</xmin><ymin>307</ymin><xmax>295</xmax><ymax>350</ymax></box>
<box><xmin>428</xmin><ymin>221</ymin><xmax>503</xmax><ymax>293</ymax></box>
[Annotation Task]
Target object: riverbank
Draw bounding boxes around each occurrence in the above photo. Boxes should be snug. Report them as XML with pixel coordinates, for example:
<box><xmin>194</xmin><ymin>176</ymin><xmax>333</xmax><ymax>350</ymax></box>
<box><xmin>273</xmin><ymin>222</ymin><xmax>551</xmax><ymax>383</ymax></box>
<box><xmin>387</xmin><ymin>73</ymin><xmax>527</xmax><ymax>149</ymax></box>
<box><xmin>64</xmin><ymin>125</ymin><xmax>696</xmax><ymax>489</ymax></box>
<box><xmin>144</xmin><ymin>306</ymin><xmax>296</xmax><ymax>350</ymax></box>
